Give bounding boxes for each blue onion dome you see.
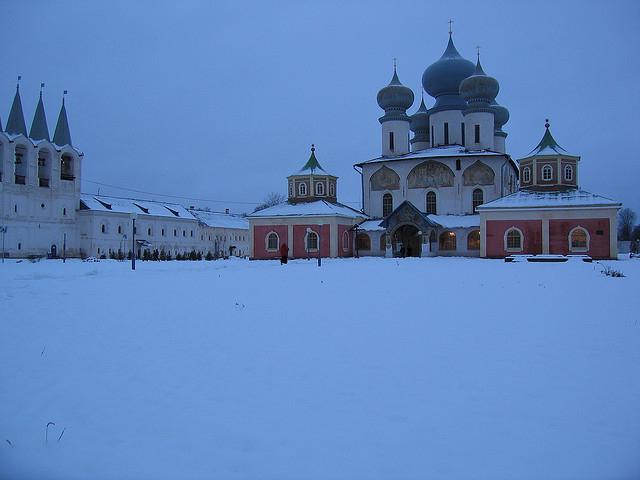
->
[377,67,415,121]
[459,58,499,106]
[410,95,429,133]
[490,100,510,130]
[422,34,475,108]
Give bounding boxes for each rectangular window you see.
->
[389,131,395,151]
[474,124,480,144]
[444,123,449,145]
[461,122,465,145]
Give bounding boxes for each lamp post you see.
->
[353,224,359,258]
[0,226,7,264]
[130,213,138,270]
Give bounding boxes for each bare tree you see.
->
[253,192,286,213]
[618,208,636,241]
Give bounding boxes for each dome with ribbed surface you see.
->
[422,35,474,106]
[459,58,499,106]
[377,68,414,120]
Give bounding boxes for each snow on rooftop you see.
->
[478,189,621,210]
[80,194,195,219]
[427,214,480,229]
[248,200,366,219]
[190,209,249,230]
[357,219,386,231]
[357,145,506,166]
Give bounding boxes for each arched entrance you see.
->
[393,224,421,257]
[50,244,57,258]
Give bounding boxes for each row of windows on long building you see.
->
[99,223,246,243]
[381,188,484,217]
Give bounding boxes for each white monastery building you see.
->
[0,81,248,259]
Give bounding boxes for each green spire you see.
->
[6,77,27,136]
[527,119,569,156]
[301,144,324,173]
[29,85,50,141]
[53,91,72,146]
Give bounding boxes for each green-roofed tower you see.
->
[53,93,72,146]
[517,120,580,192]
[6,82,28,136]
[287,145,338,204]
[29,89,50,142]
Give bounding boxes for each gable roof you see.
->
[478,189,620,210]
[248,200,365,219]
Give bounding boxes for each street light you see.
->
[130,213,138,270]
[0,226,7,264]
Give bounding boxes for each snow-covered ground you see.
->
[1,256,639,480]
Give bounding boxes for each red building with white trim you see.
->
[479,122,621,259]
[248,146,366,260]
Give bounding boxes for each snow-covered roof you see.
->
[427,214,480,228]
[478,189,621,210]
[189,209,249,230]
[248,200,366,219]
[357,219,386,231]
[357,145,507,166]
[80,194,196,219]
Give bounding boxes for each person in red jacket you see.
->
[280,243,289,264]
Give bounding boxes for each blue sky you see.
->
[2,0,639,214]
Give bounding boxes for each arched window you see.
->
[342,231,350,251]
[426,191,437,215]
[380,233,387,251]
[472,188,484,212]
[439,231,456,251]
[266,232,279,251]
[564,165,573,181]
[505,228,523,252]
[329,182,335,196]
[147,227,152,236]
[306,230,319,251]
[522,167,531,183]
[316,182,325,196]
[357,233,371,251]
[298,182,307,196]
[60,154,74,181]
[101,224,106,234]
[542,164,553,181]
[382,193,393,217]
[569,227,589,252]
[117,225,122,234]
[467,230,480,250]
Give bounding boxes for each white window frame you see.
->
[564,165,573,181]
[472,187,484,213]
[298,182,307,196]
[568,226,590,253]
[542,164,553,181]
[316,182,325,196]
[266,231,279,251]
[342,231,349,252]
[425,190,437,215]
[305,229,319,252]
[504,227,524,252]
[329,182,335,196]
[522,166,531,183]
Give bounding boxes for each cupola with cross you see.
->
[518,120,580,191]
[287,145,338,203]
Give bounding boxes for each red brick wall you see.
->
[485,220,543,257]
[253,225,288,259]
[549,218,610,258]
[293,224,331,258]
[338,224,352,257]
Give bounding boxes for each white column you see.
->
[287,223,294,258]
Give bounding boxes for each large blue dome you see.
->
[422,35,475,101]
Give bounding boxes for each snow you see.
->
[356,219,385,231]
[80,194,195,219]
[248,200,366,219]
[427,214,480,228]
[189,209,249,230]
[357,145,505,166]
[478,189,622,210]
[1,257,639,479]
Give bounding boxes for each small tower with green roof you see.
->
[287,145,338,203]
[518,120,580,191]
